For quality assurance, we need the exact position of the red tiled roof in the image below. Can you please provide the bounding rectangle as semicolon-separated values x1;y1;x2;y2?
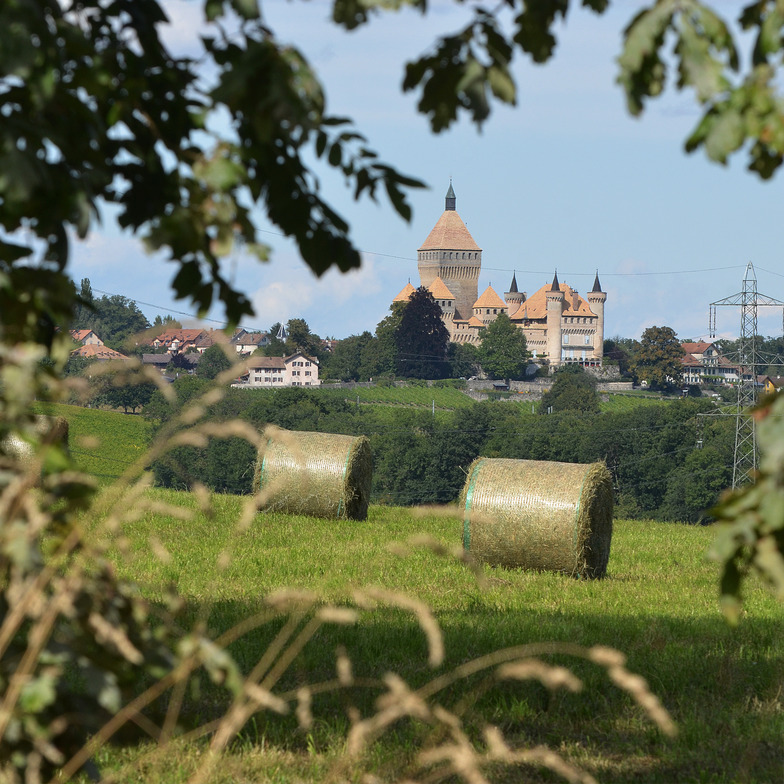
70;344;129;360
681;341;714;355
428;277;455;300
70;329;98;342
473;286;506;309
393;282;416;303
510;281;595;320
418;210;481;251
247;356;285;369
154;329;206;345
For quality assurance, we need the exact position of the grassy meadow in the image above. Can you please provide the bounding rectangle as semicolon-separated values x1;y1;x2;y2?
45;401;784;783
97;494;784;784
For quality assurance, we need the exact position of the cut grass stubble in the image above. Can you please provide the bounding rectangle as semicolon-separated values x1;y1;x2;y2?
104;492;784;784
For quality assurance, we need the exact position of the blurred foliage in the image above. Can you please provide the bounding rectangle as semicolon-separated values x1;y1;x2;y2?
4;0;784;778
711;392;784;619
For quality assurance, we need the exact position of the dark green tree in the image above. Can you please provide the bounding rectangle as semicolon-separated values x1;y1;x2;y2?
152;314;182;329
86;294;150;351
361;304;405;379
538;365;600;415
603;336;638;376
395;288;449;379
195;344;233;380
71;278;95;329
323;332;374;381
284;318;322;359
261;324;288;357
477;313;529;380
447;341;480;379
630;326;684;390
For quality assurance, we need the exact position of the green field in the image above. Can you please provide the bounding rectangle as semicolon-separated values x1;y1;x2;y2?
34;402;153;483
599;394;672;414
322;384;476;410
43;402;784;783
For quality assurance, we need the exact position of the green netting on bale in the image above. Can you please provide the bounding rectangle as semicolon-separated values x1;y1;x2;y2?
253;429;372;520
461;458;613;578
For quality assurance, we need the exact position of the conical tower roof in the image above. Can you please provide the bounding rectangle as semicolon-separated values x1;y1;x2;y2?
393;282;416;302
419;212;480;252
428;277;455;300
551;270;560;291
508;272;518;294
419;183;481;251
591;271;603;293
473;285;506;310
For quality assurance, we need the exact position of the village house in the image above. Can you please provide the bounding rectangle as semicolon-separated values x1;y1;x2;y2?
681;341;739;385
151;328;212;354
759;375;784;396
235;352;320;388
392;184;606;367
70;329;104;346
230;329;270;355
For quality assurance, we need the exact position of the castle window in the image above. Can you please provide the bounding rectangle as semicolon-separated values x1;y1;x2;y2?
493;309;497;314
584;335;591;345
563;334;570;344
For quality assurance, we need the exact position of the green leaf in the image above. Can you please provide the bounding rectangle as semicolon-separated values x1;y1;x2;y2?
704;107;745;162
328;142;342;167
229;0;260;20
196;156;245;191
205;0;225;21
0;240;32;263
487;64;516;104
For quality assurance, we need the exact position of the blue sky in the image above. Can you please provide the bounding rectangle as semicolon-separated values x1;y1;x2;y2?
68;0;784;342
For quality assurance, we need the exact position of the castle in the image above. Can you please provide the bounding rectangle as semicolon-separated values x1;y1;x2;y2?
392;184;606;367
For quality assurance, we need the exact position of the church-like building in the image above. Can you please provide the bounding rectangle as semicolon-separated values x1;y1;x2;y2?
392;184;607;367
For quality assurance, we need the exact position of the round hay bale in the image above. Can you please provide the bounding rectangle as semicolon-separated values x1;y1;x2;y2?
253;429;372;520
461;458;613;578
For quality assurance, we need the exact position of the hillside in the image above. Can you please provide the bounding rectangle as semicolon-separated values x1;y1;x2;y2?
34;402;153;483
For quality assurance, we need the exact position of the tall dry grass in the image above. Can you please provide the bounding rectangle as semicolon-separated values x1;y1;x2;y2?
0;345;675;784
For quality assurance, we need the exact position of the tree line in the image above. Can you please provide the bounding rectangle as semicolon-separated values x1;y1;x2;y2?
147;368;734;524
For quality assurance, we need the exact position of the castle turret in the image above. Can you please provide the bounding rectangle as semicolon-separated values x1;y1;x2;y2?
417;182;481;324
504;272;524;313
545;271;565;365
585;270;607;364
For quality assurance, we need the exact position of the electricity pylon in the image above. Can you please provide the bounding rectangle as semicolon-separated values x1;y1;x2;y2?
709;262;784;488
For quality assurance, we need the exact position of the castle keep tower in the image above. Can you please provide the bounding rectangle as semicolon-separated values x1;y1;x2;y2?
417;183;481;322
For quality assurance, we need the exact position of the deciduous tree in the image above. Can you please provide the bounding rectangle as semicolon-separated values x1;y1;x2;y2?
195;343;233;380
477;313;529;380
395;288;449;379
539;365;600;414
630;326;684;390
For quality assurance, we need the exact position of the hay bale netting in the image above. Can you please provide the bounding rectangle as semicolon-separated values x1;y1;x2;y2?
253;429;372;520
1;415;70;469
461;458;613;578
